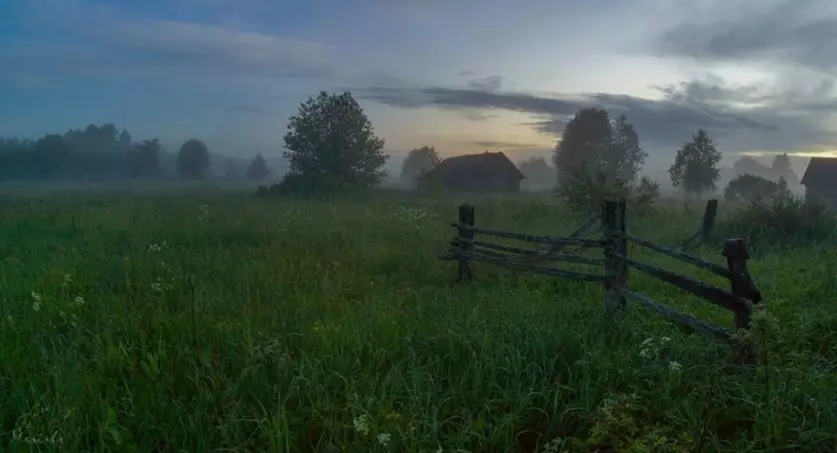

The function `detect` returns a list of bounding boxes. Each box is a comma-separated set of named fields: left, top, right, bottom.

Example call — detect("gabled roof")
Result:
left=801, top=157, right=837, bottom=186
left=427, top=151, right=525, bottom=180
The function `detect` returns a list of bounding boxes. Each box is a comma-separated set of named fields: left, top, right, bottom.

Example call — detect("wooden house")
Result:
left=419, top=152, right=525, bottom=193
left=800, top=157, right=837, bottom=208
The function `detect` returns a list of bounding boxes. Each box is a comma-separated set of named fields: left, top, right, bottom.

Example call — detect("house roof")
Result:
left=801, top=157, right=837, bottom=186
left=426, top=152, right=525, bottom=181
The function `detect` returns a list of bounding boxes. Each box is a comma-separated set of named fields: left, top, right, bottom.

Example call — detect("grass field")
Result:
left=1, top=189, right=836, bottom=452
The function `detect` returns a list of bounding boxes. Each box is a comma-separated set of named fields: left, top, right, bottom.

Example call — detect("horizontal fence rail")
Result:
left=437, top=199, right=765, bottom=346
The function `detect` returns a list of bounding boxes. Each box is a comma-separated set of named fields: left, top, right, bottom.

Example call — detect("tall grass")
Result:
left=0, top=191, right=835, bottom=452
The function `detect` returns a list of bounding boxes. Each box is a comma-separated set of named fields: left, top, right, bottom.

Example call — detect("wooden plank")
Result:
left=616, top=254, right=749, bottom=313
left=624, top=233, right=731, bottom=278
left=620, top=289, right=734, bottom=340
left=455, top=249, right=607, bottom=282
left=451, top=239, right=606, bottom=266
left=451, top=223, right=605, bottom=247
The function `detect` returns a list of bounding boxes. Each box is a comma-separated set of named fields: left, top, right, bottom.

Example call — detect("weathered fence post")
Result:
left=701, top=199, right=718, bottom=244
left=602, top=199, right=628, bottom=311
left=457, top=204, right=475, bottom=282
left=723, top=238, right=751, bottom=330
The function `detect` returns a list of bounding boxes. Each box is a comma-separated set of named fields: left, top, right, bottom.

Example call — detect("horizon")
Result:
left=3, top=0, right=837, bottom=178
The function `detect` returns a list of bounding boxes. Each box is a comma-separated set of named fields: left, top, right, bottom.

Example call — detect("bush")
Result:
left=557, top=166, right=659, bottom=216
left=724, top=174, right=786, bottom=204
left=721, top=191, right=836, bottom=247
left=255, top=174, right=370, bottom=198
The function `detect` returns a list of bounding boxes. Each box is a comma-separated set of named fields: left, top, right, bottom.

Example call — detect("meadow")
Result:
left=1, top=188, right=836, bottom=452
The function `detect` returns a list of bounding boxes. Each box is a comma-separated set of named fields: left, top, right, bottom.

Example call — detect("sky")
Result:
left=3, top=0, right=837, bottom=175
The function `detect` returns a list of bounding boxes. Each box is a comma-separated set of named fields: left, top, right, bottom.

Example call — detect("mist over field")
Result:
left=4, top=0, right=837, bottom=451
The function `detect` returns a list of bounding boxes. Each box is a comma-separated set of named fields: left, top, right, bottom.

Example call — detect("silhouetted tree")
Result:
left=554, top=108, right=646, bottom=187
left=247, top=154, right=270, bottom=181
left=554, top=108, right=647, bottom=211
left=225, top=158, right=239, bottom=178
left=669, top=129, right=722, bottom=196
left=282, top=91, right=387, bottom=189
left=177, top=138, right=210, bottom=178
left=725, top=174, right=788, bottom=204
left=517, top=156, right=554, bottom=189
left=128, top=139, right=162, bottom=178
left=400, top=145, right=440, bottom=184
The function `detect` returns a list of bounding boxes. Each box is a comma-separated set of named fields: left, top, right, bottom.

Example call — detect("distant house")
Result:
left=420, top=152, right=525, bottom=193
left=800, top=157, right=837, bottom=208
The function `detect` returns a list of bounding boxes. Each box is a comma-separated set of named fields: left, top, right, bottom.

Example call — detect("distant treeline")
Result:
left=0, top=123, right=274, bottom=182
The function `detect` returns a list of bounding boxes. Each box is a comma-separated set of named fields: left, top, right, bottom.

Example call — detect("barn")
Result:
left=800, top=157, right=837, bottom=208
left=420, top=151, right=525, bottom=193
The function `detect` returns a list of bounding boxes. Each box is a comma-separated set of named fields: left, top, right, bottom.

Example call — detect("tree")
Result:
left=247, top=153, right=270, bottom=181
left=553, top=108, right=648, bottom=211
left=128, top=138, right=162, bottom=178
left=225, top=158, right=239, bottom=178
left=725, top=174, right=788, bottom=204
left=554, top=108, right=646, bottom=187
left=176, top=138, right=210, bottom=178
left=400, top=145, right=440, bottom=183
left=669, top=129, right=722, bottom=196
left=771, top=153, right=792, bottom=175
left=517, top=157, right=554, bottom=190
left=282, top=91, right=387, bottom=188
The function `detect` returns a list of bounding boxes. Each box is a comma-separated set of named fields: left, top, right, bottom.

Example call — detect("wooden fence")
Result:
left=439, top=199, right=764, bottom=340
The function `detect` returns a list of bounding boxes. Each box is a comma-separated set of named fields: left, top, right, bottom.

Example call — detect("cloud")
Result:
left=2, top=1, right=337, bottom=84
left=357, top=73, right=837, bottom=157
left=650, top=0, right=837, bottom=72
left=471, top=140, right=540, bottom=149
left=467, top=76, right=503, bottom=93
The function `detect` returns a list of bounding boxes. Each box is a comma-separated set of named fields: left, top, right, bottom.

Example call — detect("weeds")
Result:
left=0, top=192, right=835, bottom=452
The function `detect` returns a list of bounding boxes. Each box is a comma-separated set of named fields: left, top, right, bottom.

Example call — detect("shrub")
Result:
left=721, top=191, right=836, bottom=247
left=724, top=174, right=786, bottom=204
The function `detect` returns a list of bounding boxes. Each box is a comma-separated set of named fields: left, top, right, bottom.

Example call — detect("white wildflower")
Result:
left=668, top=361, right=682, bottom=372
left=660, top=336, right=671, bottom=343
left=150, top=282, right=163, bottom=293
left=62, top=274, right=72, bottom=286
left=74, top=296, right=85, bottom=306
left=435, top=446, right=443, bottom=453
left=377, top=432, right=391, bottom=446
left=31, top=292, right=41, bottom=303
left=352, top=414, right=370, bottom=435
left=639, top=348, right=651, bottom=359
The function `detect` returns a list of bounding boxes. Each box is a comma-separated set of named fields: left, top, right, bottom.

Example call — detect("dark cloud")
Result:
left=357, top=76, right=837, bottom=157
left=471, top=140, right=540, bottom=149
left=651, top=0, right=837, bottom=72
left=467, top=75, right=503, bottom=93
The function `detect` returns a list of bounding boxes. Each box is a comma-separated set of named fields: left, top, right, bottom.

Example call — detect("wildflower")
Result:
left=74, top=296, right=85, bottom=306
left=660, top=336, right=671, bottom=343
left=150, top=282, right=163, bottom=293
left=31, top=292, right=42, bottom=312
left=435, top=446, right=443, bottom=453
left=639, top=348, right=652, bottom=359
left=377, top=432, right=391, bottom=446
left=352, top=414, right=370, bottom=435
left=668, top=361, right=682, bottom=372
left=62, top=274, right=72, bottom=286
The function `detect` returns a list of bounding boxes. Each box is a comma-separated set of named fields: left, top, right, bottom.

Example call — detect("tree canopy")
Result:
left=282, top=91, right=387, bottom=188
left=247, top=154, right=270, bottom=181
left=177, top=139, right=210, bottom=178
left=517, top=157, right=554, bottom=190
left=669, top=129, right=722, bottom=196
left=554, top=108, right=647, bottom=188
left=400, top=145, right=441, bottom=183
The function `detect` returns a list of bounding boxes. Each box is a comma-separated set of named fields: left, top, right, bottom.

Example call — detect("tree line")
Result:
left=0, top=125, right=272, bottom=182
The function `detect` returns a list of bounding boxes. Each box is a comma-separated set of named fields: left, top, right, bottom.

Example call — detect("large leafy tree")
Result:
left=283, top=91, right=387, bottom=187
left=247, top=153, right=270, bottom=181
left=128, top=138, right=162, bottom=178
left=669, top=129, right=722, bottom=196
left=553, top=108, right=648, bottom=211
left=400, top=145, right=441, bottom=183
left=177, top=138, right=210, bottom=178
left=517, top=156, right=554, bottom=189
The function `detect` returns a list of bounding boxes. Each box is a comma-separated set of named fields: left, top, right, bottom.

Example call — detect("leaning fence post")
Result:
left=602, top=200, right=627, bottom=311
left=457, top=204, right=475, bottom=282
left=723, top=238, right=751, bottom=330
left=701, top=200, right=718, bottom=244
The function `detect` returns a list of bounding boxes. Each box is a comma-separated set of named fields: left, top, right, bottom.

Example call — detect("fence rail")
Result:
left=438, top=199, right=764, bottom=342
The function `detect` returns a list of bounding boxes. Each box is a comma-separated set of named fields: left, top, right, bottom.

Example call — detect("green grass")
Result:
left=1, top=190, right=836, bottom=452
